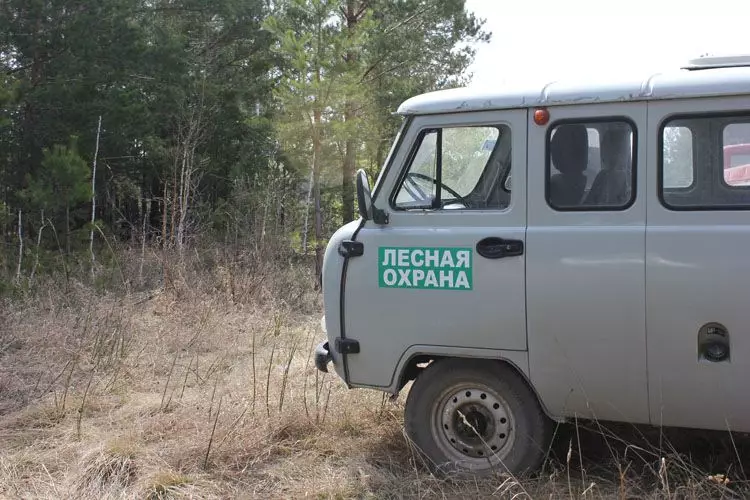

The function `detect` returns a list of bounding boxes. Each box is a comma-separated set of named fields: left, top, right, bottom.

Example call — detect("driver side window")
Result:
left=393, top=125, right=511, bottom=210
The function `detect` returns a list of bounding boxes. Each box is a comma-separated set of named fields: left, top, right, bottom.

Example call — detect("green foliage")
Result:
left=266, top=0, right=490, bottom=225
left=0, top=0, right=488, bottom=285
left=23, top=140, right=91, bottom=211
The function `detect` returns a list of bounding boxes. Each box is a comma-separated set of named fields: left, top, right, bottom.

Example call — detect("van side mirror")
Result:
left=356, top=169, right=373, bottom=221
left=356, top=169, right=388, bottom=225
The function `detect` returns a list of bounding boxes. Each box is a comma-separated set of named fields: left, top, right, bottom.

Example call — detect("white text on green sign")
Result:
left=378, top=247, right=473, bottom=290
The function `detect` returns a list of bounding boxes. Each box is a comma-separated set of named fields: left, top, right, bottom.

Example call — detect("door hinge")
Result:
left=372, top=207, right=389, bottom=225
left=339, top=240, right=364, bottom=258
left=335, top=337, right=360, bottom=354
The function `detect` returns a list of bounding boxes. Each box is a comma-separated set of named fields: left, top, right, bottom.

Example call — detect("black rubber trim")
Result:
left=433, top=128, right=443, bottom=209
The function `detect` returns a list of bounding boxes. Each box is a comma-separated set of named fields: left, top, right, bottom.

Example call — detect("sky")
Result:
left=464, top=0, right=750, bottom=88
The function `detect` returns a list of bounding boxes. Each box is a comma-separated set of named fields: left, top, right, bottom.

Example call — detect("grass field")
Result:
left=1, top=258, right=748, bottom=499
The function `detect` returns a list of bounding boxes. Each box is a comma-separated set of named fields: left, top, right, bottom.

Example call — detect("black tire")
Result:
left=404, top=358, right=552, bottom=477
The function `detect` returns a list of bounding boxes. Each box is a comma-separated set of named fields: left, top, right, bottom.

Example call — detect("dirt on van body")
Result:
left=1, top=272, right=748, bottom=499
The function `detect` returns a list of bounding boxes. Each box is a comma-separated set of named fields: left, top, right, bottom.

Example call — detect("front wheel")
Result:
left=404, top=358, right=552, bottom=477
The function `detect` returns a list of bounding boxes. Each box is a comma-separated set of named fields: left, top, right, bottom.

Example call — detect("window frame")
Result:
left=658, top=111, right=750, bottom=212
left=388, top=123, right=511, bottom=212
left=544, top=116, right=638, bottom=212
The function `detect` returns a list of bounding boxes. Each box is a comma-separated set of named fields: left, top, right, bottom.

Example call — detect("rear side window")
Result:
left=545, top=120, right=636, bottom=211
left=662, top=125, right=694, bottom=188
left=392, top=125, right=511, bottom=211
left=661, top=115, right=750, bottom=209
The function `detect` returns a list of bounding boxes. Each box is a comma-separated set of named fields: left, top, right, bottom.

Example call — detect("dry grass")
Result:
left=1, top=255, right=749, bottom=499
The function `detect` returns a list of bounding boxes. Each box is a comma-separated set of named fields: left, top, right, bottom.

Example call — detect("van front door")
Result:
left=647, top=97, right=750, bottom=433
left=526, top=103, right=650, bottom=423
left=341, top=109, right=528, bottom=389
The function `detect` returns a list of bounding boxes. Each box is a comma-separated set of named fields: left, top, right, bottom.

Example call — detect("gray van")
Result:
left=314, top=54, right=750, bottom=476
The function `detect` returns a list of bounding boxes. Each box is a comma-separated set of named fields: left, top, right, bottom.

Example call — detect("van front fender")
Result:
left=382, top=345, right=563, bottom=423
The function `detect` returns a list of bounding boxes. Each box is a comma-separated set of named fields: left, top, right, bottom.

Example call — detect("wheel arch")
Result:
left=391, top=346, right=562, bottom=423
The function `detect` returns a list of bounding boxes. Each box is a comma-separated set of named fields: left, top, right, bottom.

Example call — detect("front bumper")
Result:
left=314, top=340, right=332, bottom=373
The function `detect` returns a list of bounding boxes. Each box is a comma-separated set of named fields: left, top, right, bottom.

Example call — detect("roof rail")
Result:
left=682, top=53, right=750, bottom=71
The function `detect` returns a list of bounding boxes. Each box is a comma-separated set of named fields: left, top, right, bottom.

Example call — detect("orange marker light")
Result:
left=533, top=107, right=550, bottom=126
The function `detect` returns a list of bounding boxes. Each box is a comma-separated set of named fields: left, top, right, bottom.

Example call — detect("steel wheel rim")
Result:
left=430, top=382, right=515, bottom=467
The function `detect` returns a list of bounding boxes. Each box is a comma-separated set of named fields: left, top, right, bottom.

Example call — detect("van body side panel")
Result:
left=341, top=110, right=529, bottom=389
left=646, top=97, right=750, bottom=433
left=526, top=103, right=650, bottom=423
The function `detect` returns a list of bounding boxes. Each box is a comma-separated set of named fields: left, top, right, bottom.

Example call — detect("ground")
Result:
left=1, top=266, right=748, bottom=499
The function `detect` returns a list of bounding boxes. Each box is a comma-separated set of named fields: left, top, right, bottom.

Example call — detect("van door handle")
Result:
left=476, top=237, right=524, bottom=259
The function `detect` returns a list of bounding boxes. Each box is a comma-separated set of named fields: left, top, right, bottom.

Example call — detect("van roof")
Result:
left=396, top=55, right=750, bottom=116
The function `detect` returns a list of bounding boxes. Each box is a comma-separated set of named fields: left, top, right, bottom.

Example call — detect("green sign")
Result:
left=378, top=247, right=473, bottom=290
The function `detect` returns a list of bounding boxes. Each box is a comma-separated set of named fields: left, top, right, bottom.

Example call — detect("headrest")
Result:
left=550, top=124, right=589, bottom=175
left=600, top=129, right=632, bottom=171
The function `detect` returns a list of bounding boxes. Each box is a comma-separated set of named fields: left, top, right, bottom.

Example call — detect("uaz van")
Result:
left=314, top=54, right=750, bottom=476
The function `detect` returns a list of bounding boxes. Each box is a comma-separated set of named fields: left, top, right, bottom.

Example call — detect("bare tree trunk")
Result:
left=65, top=203, right=70, bottom=255
left=176, top=146, right=188, bottom=254
left=139, top=198, right=150, bottom=286
left=161, top=179, right=168, bottom=249
left=170, top=155, right=178, bottom=247
left=301, top=166, right=314, bottom=253
left=274, top=174, right=283, bottom=239
left=136, top=188, right=143, bottom=244
left=177, top=143, right=196, bottom=255
left=89, top=115, right=102, bottom=279
left=260, top=182, right=270, bottom=252
left=312, top=114, right=324, bottom=287
left=31, top=209, right=45, bottom=283
left=0, top=202, right=7, bottom=248
left=15, top=209, right=23, bottom=283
